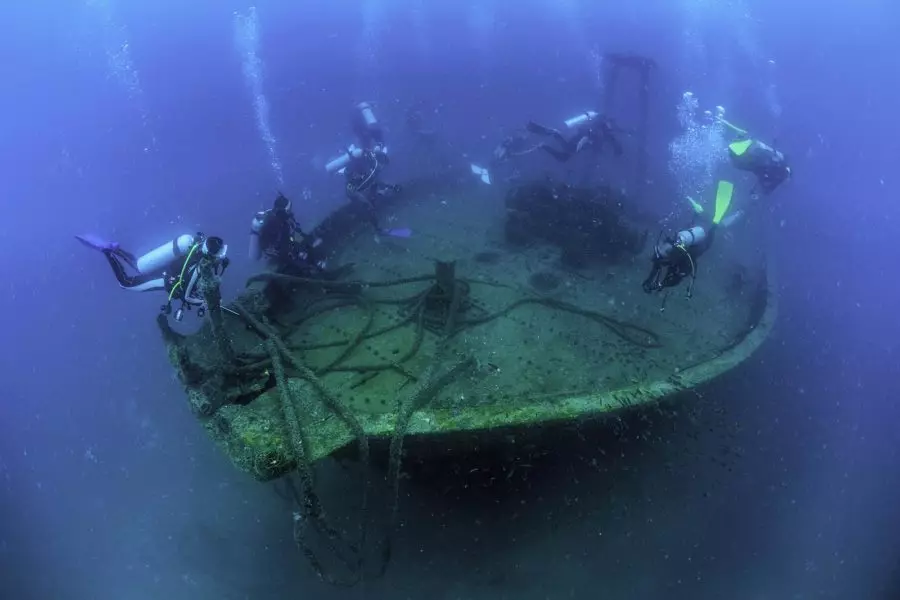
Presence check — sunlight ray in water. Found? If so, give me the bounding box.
[85,0,157,152]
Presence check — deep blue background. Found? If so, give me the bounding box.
[1,1,898,598]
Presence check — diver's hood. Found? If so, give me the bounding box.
[202,237,228,259]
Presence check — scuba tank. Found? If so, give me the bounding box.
[137,234,195,274]
[564,110,598,129]
[353,101,384,147]
[674,226,706,249]
[644,225,709,301]
[325,144,363,174]
[357,101,378,127]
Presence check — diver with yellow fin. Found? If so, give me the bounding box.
[715,112,792,195]
[642,180,736,301]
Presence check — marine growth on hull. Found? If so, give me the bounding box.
[159,178,771,484]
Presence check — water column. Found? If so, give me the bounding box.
[358,0,383,96]
[233,6,284,185]
[467,0,497,84]
[727,0,781,119]
[667,91,729,201]
[552,0,597,89]
[589,45,604,96]
[410,0,431,62]
[680,0,778,119]
[85,0,157,152]
[678,0,710,86]
[763,58,782,119]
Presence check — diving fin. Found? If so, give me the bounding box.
[686,196,704,214]
[470,164,491,185]
[75,234,119,252]
[713,180,734,225]
[728,139,753,156]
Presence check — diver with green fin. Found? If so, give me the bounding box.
[642,180,737,300]
[716,113,792,195]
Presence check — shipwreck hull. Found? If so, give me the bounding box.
[160,180,777,482]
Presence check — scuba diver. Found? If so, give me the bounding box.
[526,110,624,163]
[344,144,410,238]
[351,100,385,149]
[325,102,411,239]
[642,180,736,301]
[249,192,328,276]
[75,231,229,321]
[715,112,792,195]
[728,138,791,195]
[470,129,540,186]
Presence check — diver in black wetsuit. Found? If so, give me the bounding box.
[641,179,739,299]
[323,102,411,238]
[728,139,792,195]
[248,192,327,276]
[642,225,716,298]
[526,112,624,163]
[75,232,229,321]
[344,145,403,234]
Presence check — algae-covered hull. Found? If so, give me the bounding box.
[161,180,776,482]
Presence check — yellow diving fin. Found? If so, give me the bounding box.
[729,139,753,156]
[713,180,734,225]
[686,196,704,214]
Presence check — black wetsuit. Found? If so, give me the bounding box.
[104,239,201,299]
[730,140,791,194]
[527,118,623,163]
[104,236,227,310]
[642,226,716,294]
[258,209,324,276]
[345,148,400,231]
[103,248,150,288]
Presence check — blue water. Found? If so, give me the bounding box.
[2,1,899,598]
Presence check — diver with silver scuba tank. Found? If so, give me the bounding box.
[469,111,625,186]
[642,180,737,303]
[324,102,410,239]
[75,231,230,322]
[249,191,328,276]
[526,110,625,163]
[642,224,714,299]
